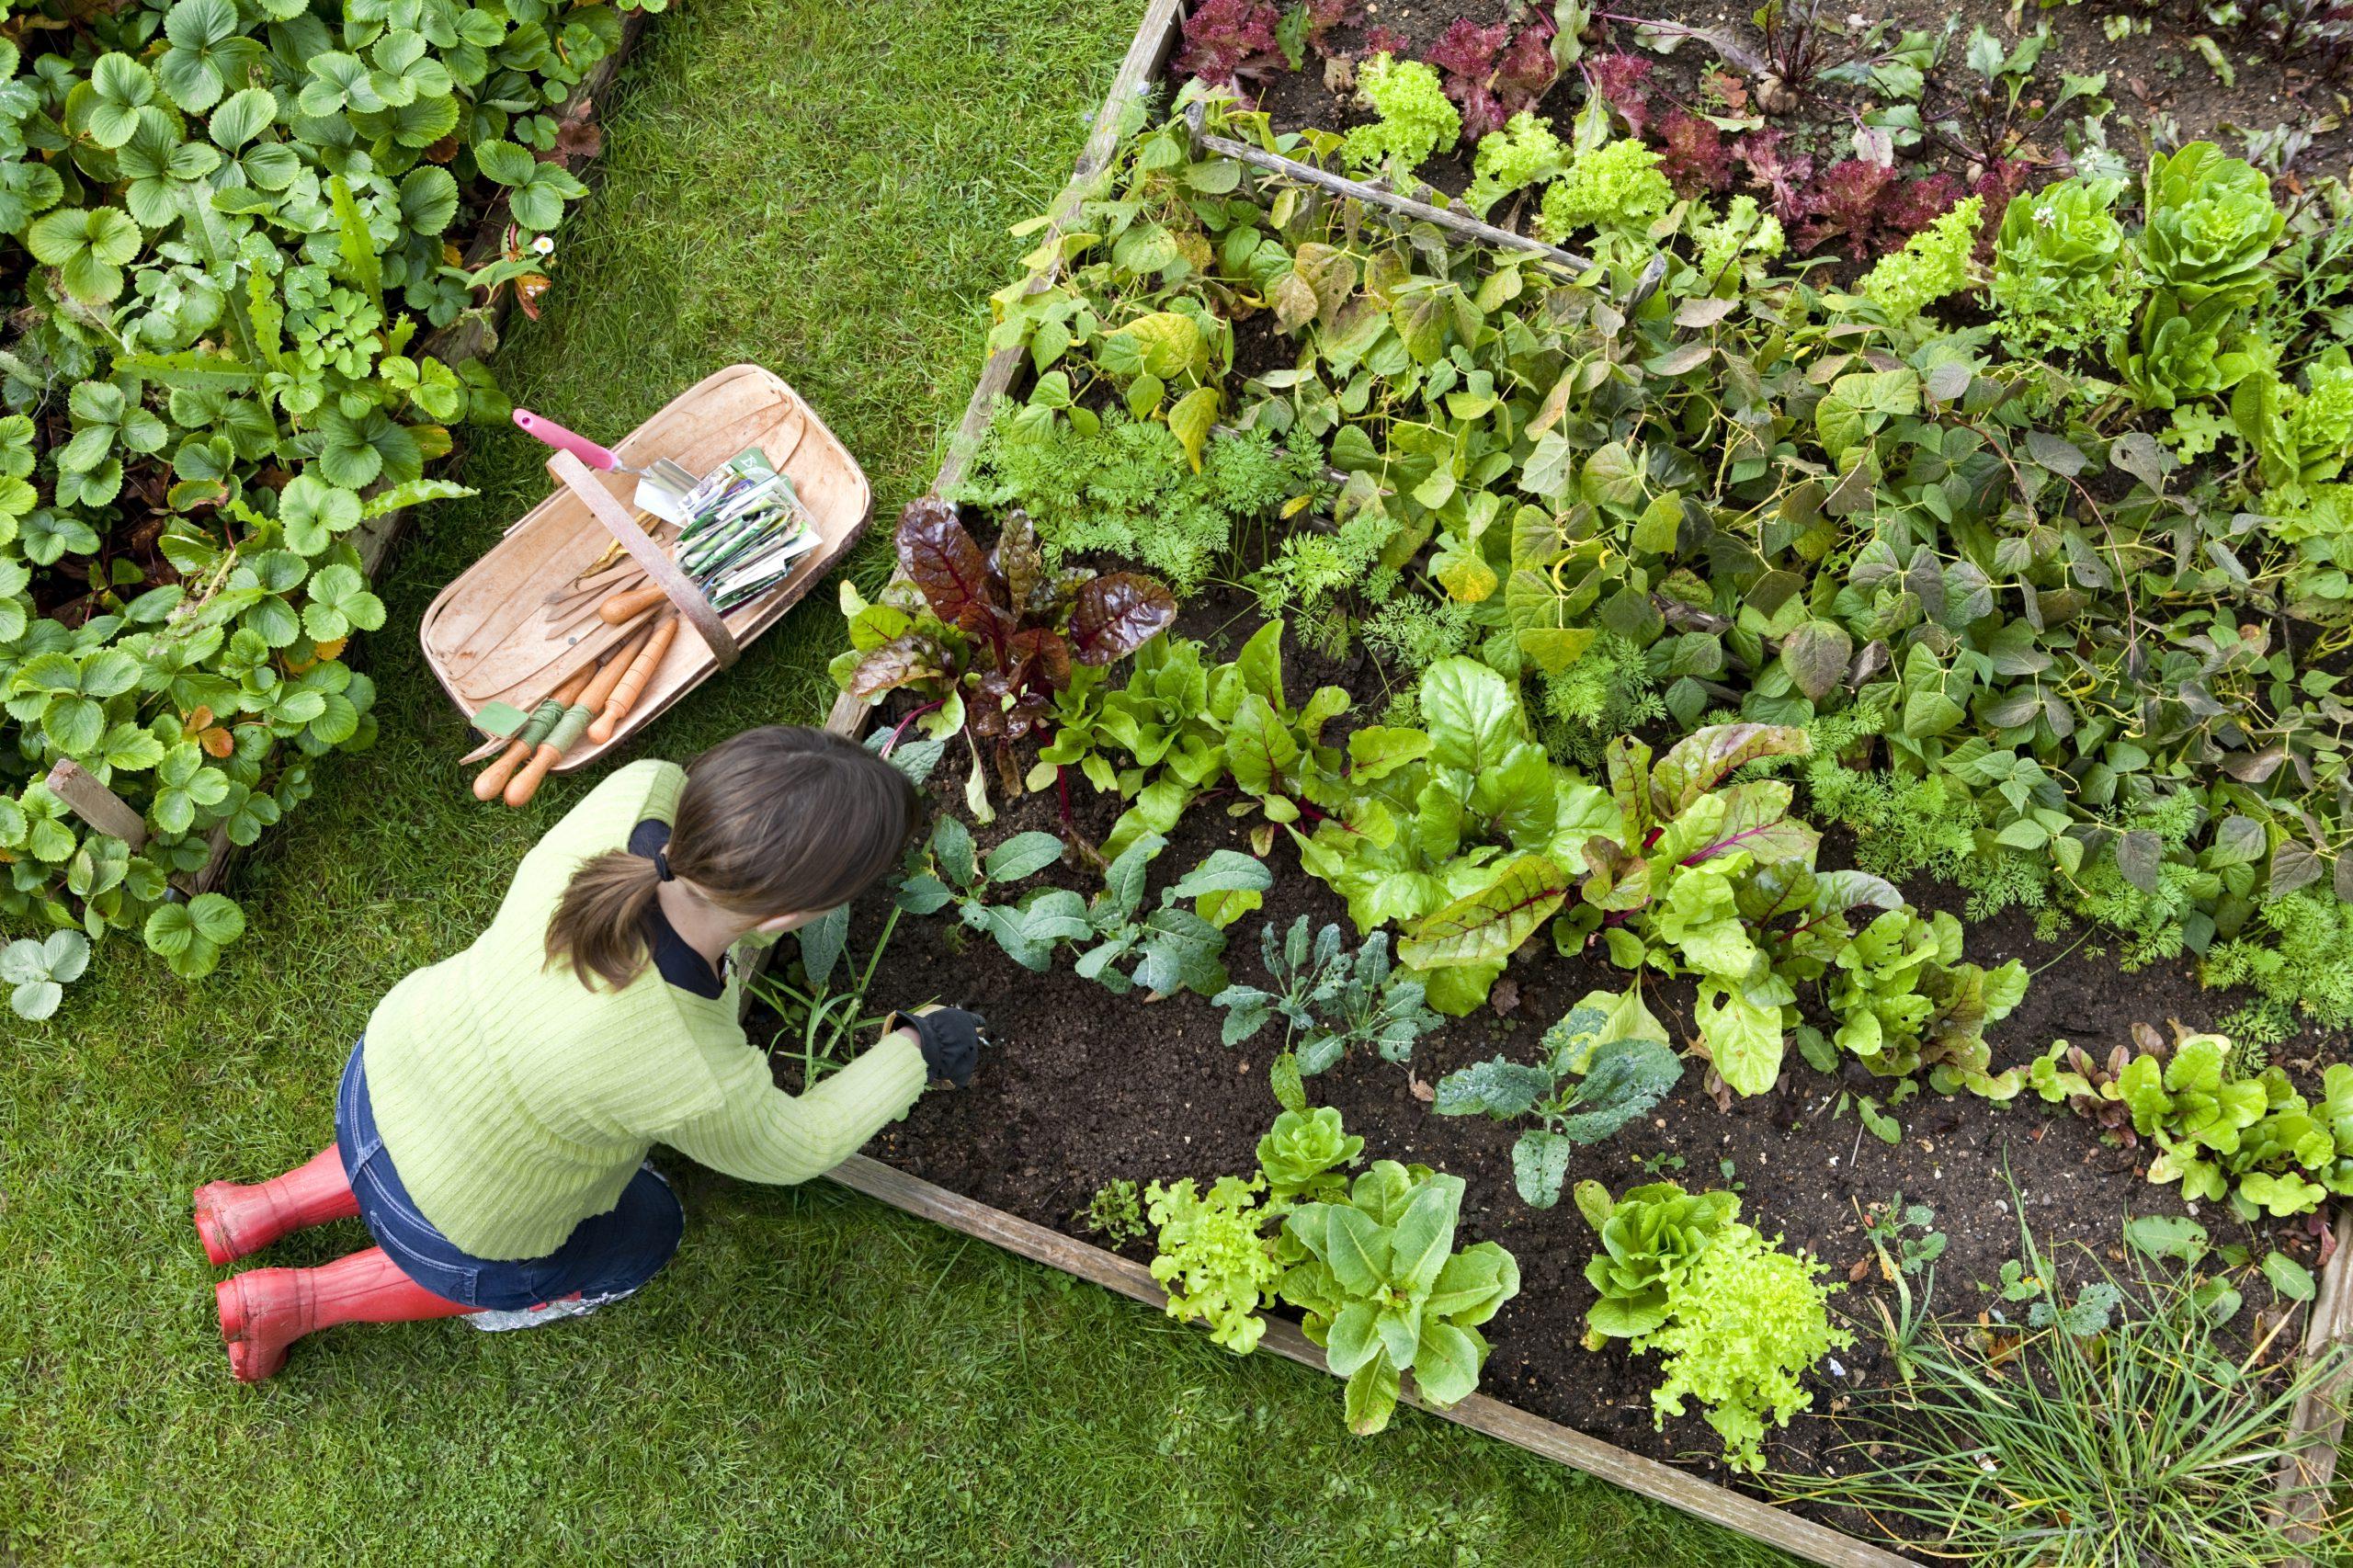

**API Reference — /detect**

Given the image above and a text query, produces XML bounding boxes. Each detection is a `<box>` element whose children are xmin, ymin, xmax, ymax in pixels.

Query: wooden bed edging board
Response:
<box><xmin>46</xmin><ymin>14</ymin><xmax>652</xmax><ymax>891</ymax></box>
<box><xmin>2278</xmin><ymin>1208</ymin><xmax>2353</xmax><ymax>1563</ymax></box>
<box><xmin>823</xmin><ymin>1153</ymin><xmax>1912</xmax><ymax>1568</ymax></box>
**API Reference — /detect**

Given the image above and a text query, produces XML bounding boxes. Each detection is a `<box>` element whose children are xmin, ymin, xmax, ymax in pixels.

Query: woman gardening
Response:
<box><xmin>191</xmin><ymin>726</ymin><xmax>984</xmax><ymax>1381</ymax></box>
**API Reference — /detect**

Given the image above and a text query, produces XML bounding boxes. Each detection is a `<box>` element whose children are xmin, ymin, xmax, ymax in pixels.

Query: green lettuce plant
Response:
<box><xmin>1538</xmin><ymin>136</ymin><xmax>1672</xmax><ymax>241</ymax></box>
<box><xmin>2114</xmin><ymin>291</ymin><xmax>2262</xmax><ymax>411</ymax></box>
<box><xmin>1462</xmin><ymin>110</ymin><xmax>1565</xmax><ymax>219</ymax></box>
<box><xmin>1211</xmin><ymin>915</ymin><xmax>1441</xmax><ymax>1074</ymax></box>
<box><xmin>1643</xmin><ymin>1223</ymin><xmax>1850</xmax><ymax>1472</ymax></box>
<box><xmin>1692</xmin><ymin>195</ymin><xmax>1785</xmax><ymax>293</ymax></box>
<box><xmin>1277</xmin><ymin>1159</ymin><xmax>1521</xmax><ymax>1434</ymax></box>
<box><xmin>1575</xmin><ymin>1179</ymin><xmax>1848</xmax><ymax>1472</ymax></box>
<box><xmin>1256</xmin><ymin>1104</ymin><xmax>1364</xmax><ymax>1200</ymax></box>
<box><xmin>1434</xmin><ymin>995</ymin><xmax>1684</xmax><ymax>1207</ymax></box>
<box><xmin>1340</xmin><ymin>54</ymin><xmax>1458</xmax><ymax>181</ymax></box>
<box><xmin>1574</xmin><ymin>1177</ymin><xmax>1740</xmax><ymax>1343</ymax></box>
<box><xmin>1145</xmin><ymin>1174</ymin><xmax>1282</xmax><ymax>1353</ymax></box>
<box><xmin>1991</xmin><ymin>176</ymin><xmax>2141</xmax><ymax>357</ymax></box>
<box><xmin>2234</xmin><ymin>350</ymin><xmax>2353</xmax><ymax>493</ymax></box>
<box><xmin>2136</xmin><ymin>142</ymin><xmax>2284</xmax><ymax>305</ymax></box>
<box><xmin>1857</xmin><ymin>196</ymin><xmax>1982</xmax><ymax>321</ymax></box>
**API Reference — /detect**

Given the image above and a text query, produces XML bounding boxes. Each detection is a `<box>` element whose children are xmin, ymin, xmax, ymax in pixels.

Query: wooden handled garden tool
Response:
<box><xmin>588</xmin><ymin>613</ymin><xmax>678</xmax><ymax>744</ymax></box>
<box><xmin>473</xmin><ymin>665</ymin><xmax>597</xmax><ymax>801</ymax></box>
<box><xmin>503</xmin><ymin>625</ymin><xmax>654</xmax><ymax>808</ymax></box>
<box><xmin>598</xmin><ymin>583</ymin><xmax>671</xmax><ymax>625</ymax></box>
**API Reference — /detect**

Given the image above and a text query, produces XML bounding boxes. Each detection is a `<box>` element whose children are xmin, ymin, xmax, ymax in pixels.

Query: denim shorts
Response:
<box><xmin>335</xmin><ymin>1040</ymin><xmax>683</xmax><ymax>1312</ymax></box>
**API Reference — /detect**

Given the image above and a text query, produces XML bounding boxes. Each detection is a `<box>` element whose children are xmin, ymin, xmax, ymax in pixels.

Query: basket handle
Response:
<box><xmin>547</xmin><ymin>450</ymin><xmax>739</xmax><ymax>669</ymax></box>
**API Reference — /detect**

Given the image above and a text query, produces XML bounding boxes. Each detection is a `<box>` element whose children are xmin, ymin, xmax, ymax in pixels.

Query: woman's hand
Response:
<box><xmin>891</xmin><ymin>1005</ymin><xmax>988</xmax><ymax>1088</ymax></box>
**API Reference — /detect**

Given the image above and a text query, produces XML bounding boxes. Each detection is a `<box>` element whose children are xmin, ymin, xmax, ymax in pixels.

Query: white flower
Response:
<box><xmin>2033</xmin><ymin>204</ymin><xmax>2056</xmax><ymax>228</ymax></box>
<box><xmin>531</xmin><ymin>233</ymin><xmax>555</xmax><ymax>256</ymax></box>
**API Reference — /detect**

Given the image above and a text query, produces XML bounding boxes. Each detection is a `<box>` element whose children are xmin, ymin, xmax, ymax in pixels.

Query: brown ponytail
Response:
<box><xmin>546</xmin><ymin>726</ymin><xmax>922</xmax><ymax>990</ymax></box>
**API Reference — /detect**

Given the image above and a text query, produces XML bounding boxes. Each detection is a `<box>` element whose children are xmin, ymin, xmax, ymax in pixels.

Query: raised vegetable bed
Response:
<box><xmin>777</xmin><ymin>1</ymin><xmax>2353</xmax><ymax>1561</ymax></box>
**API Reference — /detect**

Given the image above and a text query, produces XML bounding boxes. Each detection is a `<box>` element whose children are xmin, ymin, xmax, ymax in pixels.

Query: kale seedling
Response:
<box><xmin>1434</xmin><ymin>998</ymin><xmax>1684</xmax><ymax>1208</ymax></box>
<box><xmin>1211</xmin><ymin>915</ymin><xmax>1442</xmax><ymax>1075</ymax></box>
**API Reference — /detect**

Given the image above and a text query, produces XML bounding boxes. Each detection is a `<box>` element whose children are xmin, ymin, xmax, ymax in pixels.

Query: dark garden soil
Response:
<box><xmin>756</xmin><ymin>585</ymin><xmax>2347</xmax><ymax>1535</ymax></box>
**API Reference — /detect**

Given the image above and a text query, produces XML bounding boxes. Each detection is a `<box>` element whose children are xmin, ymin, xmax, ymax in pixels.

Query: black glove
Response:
<box><xmin>894</xmin><ymin>1006</ymin><xmax>987</xmax><ymax>1087</ymax></box>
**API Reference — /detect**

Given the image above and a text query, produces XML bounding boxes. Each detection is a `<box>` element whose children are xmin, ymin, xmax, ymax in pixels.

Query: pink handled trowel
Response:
<box><xmin>513</xmin><ymin>408</ymin><xmax>699</xmax><ymax>525</ymax></box>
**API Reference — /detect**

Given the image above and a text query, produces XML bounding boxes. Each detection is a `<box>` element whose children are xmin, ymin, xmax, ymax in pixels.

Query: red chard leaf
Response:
<box><xmin>896</xmin><ymin>497</ymin><xmax>1000</xmax><ymax>638</ymax></box>
<box><xmin>1069</xmin><ymin>572</ymin><xmax>1177</xmax><ymax>665</ymax></box>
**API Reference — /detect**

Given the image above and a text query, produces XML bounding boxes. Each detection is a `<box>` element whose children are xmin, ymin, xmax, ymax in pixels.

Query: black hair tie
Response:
<box><xmin>653</xmin><ymin>847</ymin><xmax>675</xmax><ymax>883</ymax></box>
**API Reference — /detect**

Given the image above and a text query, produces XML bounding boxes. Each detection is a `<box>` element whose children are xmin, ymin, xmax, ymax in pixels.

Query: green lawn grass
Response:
<box><xmin>1</xmin><ymin>2</ymin><xmax>1792</xmax><ymax>1560</ymax></box>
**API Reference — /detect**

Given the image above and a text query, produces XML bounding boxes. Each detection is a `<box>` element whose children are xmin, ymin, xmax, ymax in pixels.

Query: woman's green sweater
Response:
<box><xmin>362</xmin><ymin>758</ymin><xmax>926</xmax><ymax>1260</ymax></box>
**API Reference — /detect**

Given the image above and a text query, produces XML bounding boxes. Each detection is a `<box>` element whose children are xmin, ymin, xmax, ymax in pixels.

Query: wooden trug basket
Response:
<box><xmin>421</xmin><ymin>362</ymin><xmax>870</xmax><ymax>771</ymax></box>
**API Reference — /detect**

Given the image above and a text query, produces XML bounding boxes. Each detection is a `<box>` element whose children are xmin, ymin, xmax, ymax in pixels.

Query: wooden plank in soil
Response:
<box><xmin>825</xmin><ymin>1153</ymin><xmax>1911</xmax><ymax>1568</ymax></box>
<box><xmin>2277</xmin><ymin>1206</ymin><xmax>2353</xmax><ymax>1563</ymax></box>
<box><xmin>43</xmin><ymin>17</ymin><xmax>651</xmax><ymax>890</ymax></box>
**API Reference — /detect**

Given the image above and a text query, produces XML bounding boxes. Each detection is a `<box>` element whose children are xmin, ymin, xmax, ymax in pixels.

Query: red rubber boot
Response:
<box><xmin>193</xmin><ymin>1146</ymin><xmax>360</xmax><ymax>1266</ymax></box>
<box><xmin>216</xmin><ymin>1247</ymin><xmax>472</xmax><ymax>1382</ymax></box>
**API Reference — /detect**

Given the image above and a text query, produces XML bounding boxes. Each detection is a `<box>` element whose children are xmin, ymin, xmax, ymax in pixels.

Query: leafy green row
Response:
<box><xmin>2</xmin><ymin>0</ymin><xmax>647</xmax><ymax>977</ymax></box>
<box><xmin>2031</xmin><ymin>1024</ymin><xmax>2353</xmax><ymax>1220</ymax></box>
<box><xmin>977</xmin><ymin>93</ymin><xmax>2353</xmax><ymax>1038</ymax></box>
<box><xmin>850</xmin><ymin>562</ymin><xmax>2027</xmax><ymax>1105</ymax></box>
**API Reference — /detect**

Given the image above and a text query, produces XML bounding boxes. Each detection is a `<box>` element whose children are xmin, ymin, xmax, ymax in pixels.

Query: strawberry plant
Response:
<box><xmin>3</xmin><ymin>0</ymin><xmax>652</xmax><ymax>989</ymax></box>
<box><xmin>3</xmin><ymin>926</ymin><xmax>88</xmax><ymax>1019</ymax></box>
